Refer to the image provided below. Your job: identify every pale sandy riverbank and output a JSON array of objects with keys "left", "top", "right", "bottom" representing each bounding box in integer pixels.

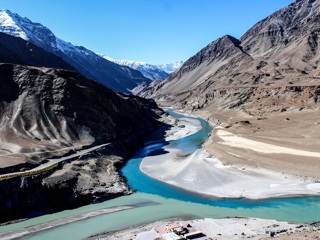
[
  {"left": 101, "top": 217, "right": 320, "bottom": 240},
  {"left": 162, "top": 109, "right": 202, "bottom": 141},
  {"left": 141, "top": 111, "right": 320, "bottom": 199},
  {"left": 196, "top": 109, "right": 320, "bottom": 179}
]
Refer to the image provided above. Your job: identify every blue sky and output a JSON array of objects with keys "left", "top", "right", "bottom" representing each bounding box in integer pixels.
[{"left": 0, "top": 0, "right": 293, "bottom": 65}]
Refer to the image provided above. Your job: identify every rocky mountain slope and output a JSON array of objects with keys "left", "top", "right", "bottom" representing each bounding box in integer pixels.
[
  {"left": 0, "top": 63, "right": 164, "bottom": 223},
  {"left": 141, "top": 0, "right": 320, "bottom": 116},
  {"left": 0, "top": 9, "right": 151, "bottom": 94},
  {"left": 140, "top": 0, "right": 320, "bottom": 178}
]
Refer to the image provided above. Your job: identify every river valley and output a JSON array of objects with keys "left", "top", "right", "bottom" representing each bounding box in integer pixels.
[{"left": 0, "top": 109, "right": 320, "bottom": 240}]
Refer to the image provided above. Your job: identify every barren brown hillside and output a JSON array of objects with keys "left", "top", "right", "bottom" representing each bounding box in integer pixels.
[{"left": 141, "top": 0, "right": 320, "bottom": 178}]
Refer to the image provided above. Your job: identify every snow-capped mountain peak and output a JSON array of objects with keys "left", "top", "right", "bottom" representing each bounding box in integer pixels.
[
  {"left": 100, "top": 55, "right": 183, "bottom": 80},
  {"left": 0, "top": 9, "right": 60, "bottom": 53},
  {"left": 0, "top": 9, "right": 93, "bottom": 62},
  {"left": 0, "top": 9, "right": 30, "bottom": 41},
  {"left": 158, "top": 60, "right": 184, "bottom": 74}
]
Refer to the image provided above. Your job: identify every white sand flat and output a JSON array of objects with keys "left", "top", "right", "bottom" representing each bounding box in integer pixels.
[{"left": 141, "top": 117, "right": 320, "bottom": 199}]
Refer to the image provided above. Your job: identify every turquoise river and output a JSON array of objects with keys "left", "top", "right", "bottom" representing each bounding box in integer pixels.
[{"left": 0, "top": 109, "right": 319, "bottom": 239}]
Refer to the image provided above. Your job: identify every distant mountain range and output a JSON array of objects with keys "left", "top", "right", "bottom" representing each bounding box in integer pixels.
[
  {"left": 157, "top": 61, "right": 185, "bottom": 74},
  {"left": 0, "top": 9, "right": 151, "bottom": 94},
  {"left": 101, "top": 55, "right": 183, "bottom": 81}
]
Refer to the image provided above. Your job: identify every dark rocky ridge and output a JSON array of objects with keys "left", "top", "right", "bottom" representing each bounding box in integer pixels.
[
  {"left": 0, "top": 32, "right": 74, "bottom": 71},
  {"left": 140, "top": 0, "right": 320, "bottom": 116},
  {"left": 0, "top": 63, "right": 165, "bottom": 223}
]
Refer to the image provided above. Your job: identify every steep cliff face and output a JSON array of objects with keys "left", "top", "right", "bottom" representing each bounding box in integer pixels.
[
  {"left": 0, "top": 63, "right": 164, "bottom": 223},
  {"left": 141, "top": 0, "right": 320, "bottom": 116}
]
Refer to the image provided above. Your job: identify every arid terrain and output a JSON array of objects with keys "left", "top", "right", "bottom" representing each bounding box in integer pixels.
[
  {"left": 0, "top": 1, "right": 320, "bottom": 238},
  {"left": 98, "top": 217, "right": 320, "bottom": 240},
  {"left": 141, "top": 0, "right": 320, "bottom": 179},
  {"left": 199, "top": 109, "right": 320, "bottom": 179}
]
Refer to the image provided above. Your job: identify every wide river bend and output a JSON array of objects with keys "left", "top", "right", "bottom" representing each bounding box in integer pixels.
[{"left": 0, "top": 109, "right": 319, "bottom": 240}]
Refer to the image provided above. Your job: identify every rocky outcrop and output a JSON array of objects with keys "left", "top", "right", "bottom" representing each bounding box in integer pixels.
[
  {"left": 0, "top": 134, "right": 150, "bottom": 223},
  {"left": 0, "top": 63, "right": 164, "bottom": 223}
]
